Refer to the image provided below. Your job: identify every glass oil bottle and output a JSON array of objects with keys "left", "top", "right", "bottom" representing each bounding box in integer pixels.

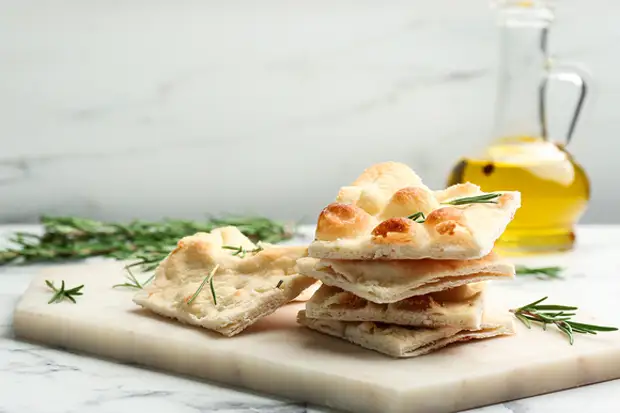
[{"left": 447, "top": 1, "right": 590, "bottom": 255}]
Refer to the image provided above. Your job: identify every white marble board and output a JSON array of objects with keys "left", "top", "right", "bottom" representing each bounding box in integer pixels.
[{"left": 11, "top": 259, "right": 620, "bottom": 413}]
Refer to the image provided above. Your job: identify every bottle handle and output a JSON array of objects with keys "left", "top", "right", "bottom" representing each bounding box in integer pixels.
[{"left": 538, "top": 60, "right": 589, "bottom": 146}]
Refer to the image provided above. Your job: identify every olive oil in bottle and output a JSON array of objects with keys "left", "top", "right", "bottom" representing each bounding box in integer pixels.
[{"left": 448, "top": 138, "right": 590, "bottom": 254}]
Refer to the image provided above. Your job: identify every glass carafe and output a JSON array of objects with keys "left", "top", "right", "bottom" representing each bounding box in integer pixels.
[{"left": 447, "top": 0, "right": 590, "bottom": 255}]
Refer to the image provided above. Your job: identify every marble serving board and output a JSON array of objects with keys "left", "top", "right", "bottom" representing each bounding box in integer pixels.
[{"left": 12, "top": 261, "right": 620, "bottom": 413}]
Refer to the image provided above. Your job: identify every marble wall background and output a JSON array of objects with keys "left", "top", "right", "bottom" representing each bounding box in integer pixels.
[{"left": 1, "top": 0, "right": 618, "bottom": 224}]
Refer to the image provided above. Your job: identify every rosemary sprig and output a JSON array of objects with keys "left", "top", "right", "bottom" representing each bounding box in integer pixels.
[
  {"left": 45, "top": 280, "right": 84, "bottom": 304},
  {"left": 516, "top": 265, "right": 564, "bottom": 279},
  {"left": 0, "top": 215, "right": 293, "bottom": 271},
  {"left": 112, "top": 267, "right": 156, "bottom": 290},
  {"left": 222, "top": 245, "right": 264, "bottom": 258},
  {"left": 406, "top": 212, "right": 426, "bottom": 223},
  {"left": 442, "top": 193, "right": 501, "bottom": 206},
  {"left": 186, "top": 265, "right": 219, "bottom": 306},
  {"left": 124, "top": 253, "right": 165, "bottom": 273},
  {"left": 510, "top": 296, "right": 618, "bottom": 345}
]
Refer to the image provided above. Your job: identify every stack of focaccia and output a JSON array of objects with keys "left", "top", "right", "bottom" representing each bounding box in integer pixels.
[{"left": 297, "top": 161, "right": 521, "bottom": 358}]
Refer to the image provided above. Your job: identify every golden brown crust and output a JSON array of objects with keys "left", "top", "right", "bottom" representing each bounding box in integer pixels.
[
  {"left": 423, "top": 207, "right": 469, "bottom": 237},
  {"left": 315, "top": 203, "right": 374, "bottom": 241},
  {"left": 435, "top": 221, "right": 457, "bottom": 236},
  {"left": 371, "top": 217, "right": 412, "bottom": 237},
  {"left": 371, "top": 218, "right": 415, "bottom": 244},
  {"left": 424, "top": 207, "right": 466, "bottom": 227}
]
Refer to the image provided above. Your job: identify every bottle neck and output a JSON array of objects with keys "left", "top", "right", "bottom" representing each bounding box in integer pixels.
[{"left": 491, "top": 7, "right": 552, "bottom": 144}]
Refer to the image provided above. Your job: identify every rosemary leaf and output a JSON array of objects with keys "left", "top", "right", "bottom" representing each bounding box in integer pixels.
[
  {"left": 442, "top": 193, "right": 501, "bottom": 206},
  {"left": 557, "top": 322, "right": 574, "bottom": 345},
  {"left": 113, "top": 283, "right": 140, "bottom": 289},
  {"left": 566, "top": 321, "right": 619, "bottom": 332},
  {"left": 208, "top": 270, "right": 218, "bottom": 306},
  {"left": 515, "top": 313, "right": 531, "bottom": 329},
  {"left": 143, "top": 273, "right": 156, "bottom": 286},
  {"left": 187, "top": 264, "right": 219, "bottom": 306},
  {"left": 569, "top": 326, "right": 593, "bottom": 334},
  {"left": 222, "top": 245, "right": 263, "bottom": 258},
  {"left": 406, "top": 212, "right": 426, "bottom": 223},
  {"left": 516, "top": 265, "right": 564, "bottom": 279},
  {"left": 112, "top": 268, "right": 155, "bottom": 290},
  {"left": 545, "top": 312, "right": 576, "bottom": 318},
  {"left": 276, "top": 279, "right": 284, "bottom": 289},
  {"left": 519, "top": 296, "right": 549, "bottom": 309},
  {"left": 532, "top": 304, "right": 578, "bottom": 311}
]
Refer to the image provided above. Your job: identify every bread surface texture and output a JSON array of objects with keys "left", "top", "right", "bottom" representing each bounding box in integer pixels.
[
  {"left": 133, "top": 226, "right": 315, "bottom": 336},
  {"left": 309, "top": 161, "right": 521, "bottom": 260}
]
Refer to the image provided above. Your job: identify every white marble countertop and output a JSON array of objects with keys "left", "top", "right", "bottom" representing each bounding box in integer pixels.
[{"left": 2, "top": 224, "right": 620, "bottom": 413}]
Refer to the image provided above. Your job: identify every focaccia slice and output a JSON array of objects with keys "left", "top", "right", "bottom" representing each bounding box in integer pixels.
[
  {"left": 133, "top": 226, "right": 316, "bottom": 337},
  {"left": 308, "top": 161, "right": 520, "bottom": 260},
  {"left": 305, "top": 283, "right": 485, "bottom": 329},
  {"left": 297, "top": 310, "right": 514, "bottom": 358},
  {"left": 293, "top": 281, "right": 322, "bottom": 302},
  {"left": 296, "top": 253, "right": 514, "bottom": 303}
]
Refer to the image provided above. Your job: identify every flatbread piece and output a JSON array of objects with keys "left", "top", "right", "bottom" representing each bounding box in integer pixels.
[
  {"left": 298, "top": 310, "right": 514, "bottom": 358},
  {"left": 305, "top": 282, "right": 486, "bottom": 329},
  {"left": 296, "top": 253, "right": 514, "bottom": 303},
  {"left": 308, "top": 161, "right": 521, "bottom": 260},
  {"left": 133, "top": 226, "right": 316, "bottom": 337}
]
